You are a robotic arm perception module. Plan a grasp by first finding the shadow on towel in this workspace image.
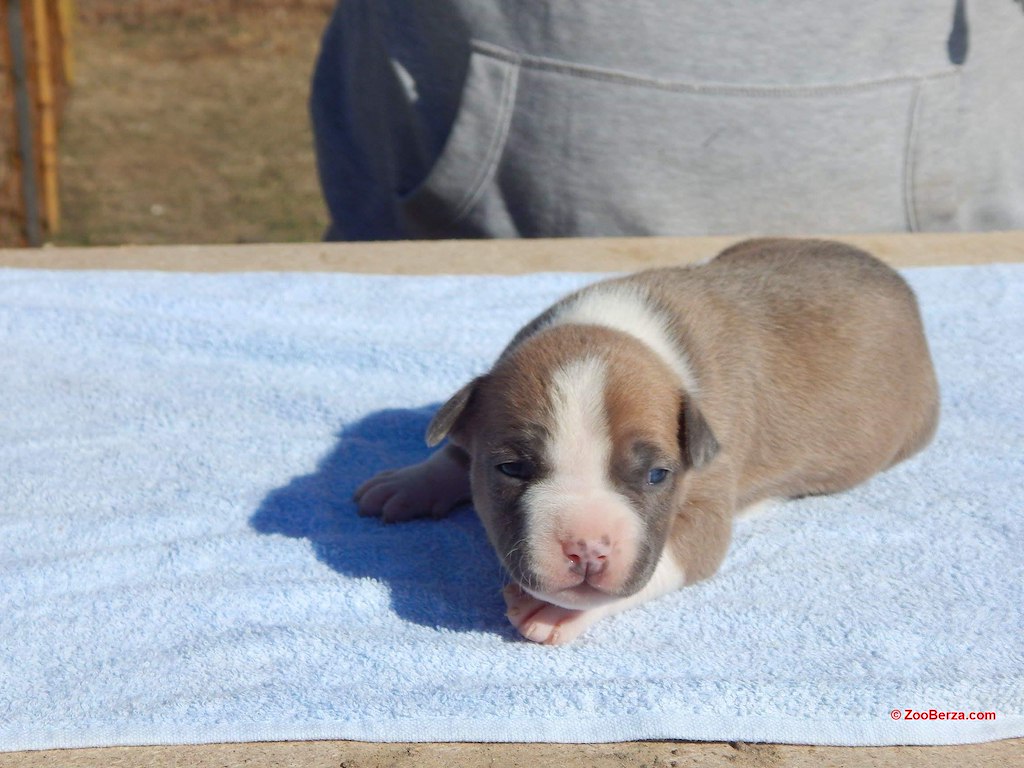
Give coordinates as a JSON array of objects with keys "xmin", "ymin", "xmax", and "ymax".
[{"xmin": 249, "ymin": 407, "xmax": 510, "ymax": 637}]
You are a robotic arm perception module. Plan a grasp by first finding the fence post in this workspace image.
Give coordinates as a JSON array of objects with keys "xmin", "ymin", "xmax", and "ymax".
[{"xmin": 30, "ymin": 0, "xmax": 60, "ymax": 233}]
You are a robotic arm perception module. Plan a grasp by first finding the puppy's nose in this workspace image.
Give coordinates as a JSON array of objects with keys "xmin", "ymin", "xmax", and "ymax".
[{"xmin": 562, "ymin": 536, "xmax": 612, "ymax": 576}]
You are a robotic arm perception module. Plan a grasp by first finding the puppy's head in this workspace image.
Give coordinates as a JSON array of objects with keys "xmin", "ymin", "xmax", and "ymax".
[{"xmin": 427, "ymin": 324, "xmax": 718, "ymax": 610}]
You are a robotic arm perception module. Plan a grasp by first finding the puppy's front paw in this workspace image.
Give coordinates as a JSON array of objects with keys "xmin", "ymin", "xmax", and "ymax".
[
  {"xmin": 502, "ymin": 585, "xmax": 599, "ymax": 645},
  {"xmin": 353, "ymin": 466, "xmax": 447, "ymax": 522},
  {"xmin": 354, "ymin": 446, "xmax": 471, "ymax": 523},
  {"xmin": 354, "ymin": 468, "xmax": 423, "ymax": 523}
]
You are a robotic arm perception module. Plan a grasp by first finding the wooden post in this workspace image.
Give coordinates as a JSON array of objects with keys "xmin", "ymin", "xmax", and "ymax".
[
  {"xmin": 56, "ymin": 0, "xmax": 74, "ymax": 87},
  {"xmin": 30, "ymin": 0, "xmax": 60, "ymax": 233}
]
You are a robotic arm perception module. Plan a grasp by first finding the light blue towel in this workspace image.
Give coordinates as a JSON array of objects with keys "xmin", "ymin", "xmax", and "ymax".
[{"xmin": 0, "ymin": 264, "xmax": 1021, "ymax": 751}]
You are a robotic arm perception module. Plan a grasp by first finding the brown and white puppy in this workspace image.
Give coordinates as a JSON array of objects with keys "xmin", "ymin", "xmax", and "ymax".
[{"xmin": 355, "ymin": 238, "xmax": 939, "ymax": 644}]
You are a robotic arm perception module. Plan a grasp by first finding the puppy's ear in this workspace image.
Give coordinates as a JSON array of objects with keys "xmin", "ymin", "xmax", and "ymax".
[
  {"xmin": 426, "ymin": 376, "xmax": 486, "ymax": 447},
  {"xmin": 678, "ymin": 395, "xmax": 720, "ymax": 470}
]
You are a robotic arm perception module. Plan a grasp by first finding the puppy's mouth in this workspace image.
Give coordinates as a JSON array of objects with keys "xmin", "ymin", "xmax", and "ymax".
[
  {"xmin": 509, "ymin": 544, "xmax": 652, "ymax": 609},
  {"xmin": 522, "ymin": 581, "xmax": 619, "ymax": 610}
]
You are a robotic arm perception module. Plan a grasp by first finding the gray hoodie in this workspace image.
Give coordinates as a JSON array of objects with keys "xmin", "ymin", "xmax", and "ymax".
[{"xmin": 311, "ymin": 0, "xmax": 1024, "ymax": 240}]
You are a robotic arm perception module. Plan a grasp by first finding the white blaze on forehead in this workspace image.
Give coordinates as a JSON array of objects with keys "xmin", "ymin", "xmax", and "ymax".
[
  {"xmin": 546, "ymin": 355, "xmax": 610, "ymax": 479},
  {"xmin": 551, "ymin": 283, "xmax": 699, "ymax": 395}
]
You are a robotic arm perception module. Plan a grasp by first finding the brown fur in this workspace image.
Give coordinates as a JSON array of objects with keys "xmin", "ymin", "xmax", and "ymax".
[
  {"xmin": 445, "ymin": 238, "xmax": 937, "ymax": 585},
  {"xmin": 640, "ymin": 239, "xmax": 939, "ymax": 582}
]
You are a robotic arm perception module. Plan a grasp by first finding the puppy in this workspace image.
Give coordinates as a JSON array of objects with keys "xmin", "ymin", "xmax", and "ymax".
[{"xmin": 355, "ymin": 238, "xmax": 939, "ymax": 644}]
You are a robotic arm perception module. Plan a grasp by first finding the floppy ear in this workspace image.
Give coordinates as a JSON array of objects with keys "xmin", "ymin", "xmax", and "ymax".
[
  {"xmin": 426, "ymin": 377, "xmax": 485, "ymax": 447},
  {"xmin": 678, "ymin": 395, "xmax": 720, "ymax": 469}
]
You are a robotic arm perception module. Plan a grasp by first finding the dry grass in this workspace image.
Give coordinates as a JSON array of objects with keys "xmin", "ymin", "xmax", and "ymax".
[{"xmin": 54, "ymin": 6, "xmax": 331, "ymax": 245}]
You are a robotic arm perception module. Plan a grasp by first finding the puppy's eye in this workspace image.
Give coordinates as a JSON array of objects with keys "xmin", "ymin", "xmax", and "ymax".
[
  {"xmin": 647, "ymin": 467, "xmax": 670, "ymax": 485},
  {"xmin": 497, "ymin": 461, "xmax": 533, "ymax": 480}
]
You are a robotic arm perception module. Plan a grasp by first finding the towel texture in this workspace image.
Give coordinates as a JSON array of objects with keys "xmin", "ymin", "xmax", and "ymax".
[{"xmin": 0, "ymin": 265, "xmax": 1021, "ymax": 751}]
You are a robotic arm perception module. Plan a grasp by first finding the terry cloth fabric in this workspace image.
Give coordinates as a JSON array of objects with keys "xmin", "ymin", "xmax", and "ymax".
[{"xmin": 0, "ymin": 264, "xmax": 1021, "ymax": 751}]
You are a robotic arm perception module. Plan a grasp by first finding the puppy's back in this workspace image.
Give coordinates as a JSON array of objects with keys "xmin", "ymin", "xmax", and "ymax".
[
  {"xmin": 709, "ymin": 238, "xmax": 918, "ymax": 313},
  {"xmin": 649, "ymin": 238, "xmax": 940, "ymax": 502}
]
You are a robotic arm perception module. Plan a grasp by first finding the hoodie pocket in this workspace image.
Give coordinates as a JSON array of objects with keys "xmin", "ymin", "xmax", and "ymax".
[{"xmin": 399, "ymin": 41, "xmax": 960, "ymax": 238}]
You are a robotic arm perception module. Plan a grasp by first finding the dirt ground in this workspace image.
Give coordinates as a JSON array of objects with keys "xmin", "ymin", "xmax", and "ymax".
[
  {"xmin": 54, "ymin": 7, "xmax": 331, "ymax": 246},
  {"xmin": 6, "ymin": 738, "xmax": 1023, "ymax": 768}
]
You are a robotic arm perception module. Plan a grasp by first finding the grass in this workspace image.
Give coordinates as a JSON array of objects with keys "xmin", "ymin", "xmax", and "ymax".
[{"xmin": 54, "ymin": 8, "xmax": 331, "ymax": 246}]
